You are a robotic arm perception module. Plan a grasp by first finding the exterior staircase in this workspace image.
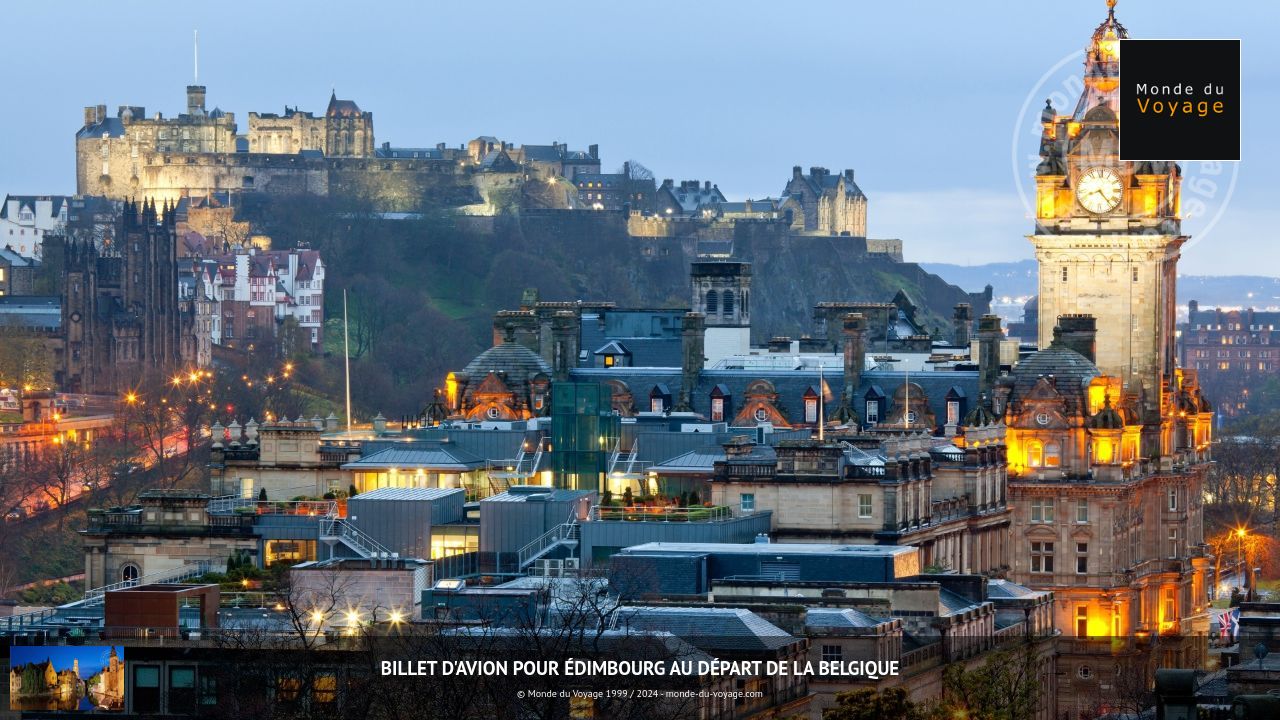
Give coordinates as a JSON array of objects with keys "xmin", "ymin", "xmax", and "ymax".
[
  {"xmin": 517, "ymin": 508, "xmax": 581, "ymax": 571},
  {"xmin": 319, "ymin": 512, "xmax": 394, "ymax": 560}
]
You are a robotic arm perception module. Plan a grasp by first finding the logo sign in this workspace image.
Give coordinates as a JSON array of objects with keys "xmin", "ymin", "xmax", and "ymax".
[{"xmin": 1119, "ymin": 39, "xmax": 1241, "ymax": 161}]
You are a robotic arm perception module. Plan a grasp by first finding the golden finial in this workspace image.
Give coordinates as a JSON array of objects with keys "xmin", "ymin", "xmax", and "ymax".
[{"xmin": 1106, "ymin": 0, "xmax": 1117, "ymax": 8}]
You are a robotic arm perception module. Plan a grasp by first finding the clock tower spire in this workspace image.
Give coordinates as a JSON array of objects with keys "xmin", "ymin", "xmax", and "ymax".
[{"xmin": 1028, "ymin": 1, "xmax": 1184, "ymax": 447}]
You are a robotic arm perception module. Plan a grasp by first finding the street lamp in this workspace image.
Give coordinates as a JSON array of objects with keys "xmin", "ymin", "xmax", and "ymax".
[{"xmin": 1237, "ymin": 527, "xmax": 1250, "ymax": 601}]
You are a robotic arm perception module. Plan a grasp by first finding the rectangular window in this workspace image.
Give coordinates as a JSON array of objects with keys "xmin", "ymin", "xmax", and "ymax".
[
  {"xmin": 1164, "ymin": 588, "xmax": 1177, "ymax": 624},
  {"xmin": 710, "ymin": 397, "xmax": 724, "ymax": 422},
  {"xmin": 946, "ymin": 400, "xmax": 960, "ymax": 425},
  {"xmin": 1167, "ymin": 486, "xmax": 1178, "ymax": 511},
  {"xmin": 169, "ymin": 666, "xmax": 197, "ymax": 714},
  {"xmin": 741, "ymin": 493, "xmax": 755, "ymax": 512},
  {"xmin": 1077, "ymin": 543, "xmax": 1089, "ymax": 574},
  {"xmin": 821, "ymin": 645, "xmax": 843, "ymax": 663},
  {"xmin": 133, "ymin": 665, "xmax": 161, "ymax": 713},
  {"xmin": 1076, "ymin": 606, "xmax": 1089, "ymax": 637},
  {"xmin": 1132, "ymin": 267, "xmax": 1139, "ymax": 282},
  {"xmin": 1031, "ymin": 542, "xmax": 1054, "ymax": 573},
  {"xmin": 1061, "ymin": 267, "xmax": 1069, "ymax": 282},
  {"xmin": 865, "ymin": 400, "xmax": 879, "ymax": 424},
  {"xmin": 1031, "ymin": 499, "xmax": 1054, "ymax": 523},
  {"xmin": 650, "ymin": 397, "xmax": 663, "ymax": 413},
  {"xmin": 804, "ymin": 397, "xmax": 818, "ymax": 424},
  {"xmin": 859, "ymin": 493, "xmax": 873, "ymax": 518},
  {"xmin": 1076, "ymin": 499, "xmax": 1089, "ymax": 523},
  {"xmin": 1168, "ymin": 528, "xmax": 1179, "ymax": 558}
]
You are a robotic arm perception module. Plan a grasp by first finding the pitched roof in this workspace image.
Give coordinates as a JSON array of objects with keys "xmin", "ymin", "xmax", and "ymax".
[
  {"xmin": 341, "ymin": 444, "xmax": 484, "ymax": 471},
  {"xmin": 804, "ymin": 607, "xmax": 885, "ymax": 629},
  {"xmin": 326, "ymin": 92, "xmax": 363, "ymax": 118}
]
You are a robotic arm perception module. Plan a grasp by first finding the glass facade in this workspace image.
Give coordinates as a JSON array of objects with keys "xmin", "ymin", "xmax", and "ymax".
[{"xmin": 550, "ymin": 382, "xmax": 620, "ymax": 492}]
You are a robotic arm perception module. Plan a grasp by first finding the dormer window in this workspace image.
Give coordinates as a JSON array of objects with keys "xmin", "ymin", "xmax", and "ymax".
[{"xmin": 865, "ymin": 399, "xmax": 880, "ymax": 425}]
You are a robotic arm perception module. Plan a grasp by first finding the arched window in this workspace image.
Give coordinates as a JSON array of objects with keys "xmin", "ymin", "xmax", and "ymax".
[
  {"xmin": 121, "ymin": 563, "xmax": 140, "ymax": 583},
  {"xmin": 705, "ymin": 290, "xmax": 718, "ymax": 314},
  {"xmin": 722, "ymin": 290, "xmax": 735, "ymax": 314},
  {"xmin": 1027, "ymin": 441, "xmax": 1044, "ymax": 468}
]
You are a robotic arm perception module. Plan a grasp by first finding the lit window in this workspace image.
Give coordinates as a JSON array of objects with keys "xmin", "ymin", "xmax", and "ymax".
[
  {"xmin": 1027, "ymin": 441, "xmax": 1044, "ymax": 467},
  {"xmin": 1045, "ymin": 443, "xmax": 1062, "ymax": 467},
  {"xmin": 1076, "ymin": 606, "xmax": 1089, "ymax": 637}
]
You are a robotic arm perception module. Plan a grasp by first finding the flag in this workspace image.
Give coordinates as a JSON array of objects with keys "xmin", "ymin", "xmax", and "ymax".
[{"xmin": 1218, "ymin": 608, "xmax": 1239, "ymax": 640}]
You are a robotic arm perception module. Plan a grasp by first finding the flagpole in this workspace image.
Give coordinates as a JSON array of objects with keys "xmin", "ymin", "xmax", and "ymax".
[
  {"xmin": 818, "ymin": 363, "xmax": 825, "ymax": 441},
  {"xmin": 343, "ymin": 290, "xmax": 352, "ymax": 434}
]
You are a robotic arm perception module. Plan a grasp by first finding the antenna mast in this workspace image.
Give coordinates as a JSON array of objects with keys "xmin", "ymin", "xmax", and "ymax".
[
  {"xmin": 343, "ymin": 290, "xmax": 352, "ymax": 434},
  {"xmin": 193, "ymin": 30, "xmax": 199, "ymax": 83}
]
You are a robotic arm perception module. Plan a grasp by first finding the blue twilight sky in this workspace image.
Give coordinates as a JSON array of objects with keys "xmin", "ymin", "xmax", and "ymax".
[
  {"xmin": 0, "ymin": 0, "xmax": 1274, "ymax": 275},
  {"xmin": 10, "ymin": 645, "xmax": 120, "ymax": 678}
]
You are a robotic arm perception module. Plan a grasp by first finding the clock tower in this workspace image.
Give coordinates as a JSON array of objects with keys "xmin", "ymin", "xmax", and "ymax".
[{"xmin": 1029, "ymin": 0, "xmax": 1184, "ymax": 435}]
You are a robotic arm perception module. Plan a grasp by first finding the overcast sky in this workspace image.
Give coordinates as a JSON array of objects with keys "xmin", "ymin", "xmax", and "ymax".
[{"xmin": 1, "ymin": 0, "xmax": 1274, "ymax": 275}]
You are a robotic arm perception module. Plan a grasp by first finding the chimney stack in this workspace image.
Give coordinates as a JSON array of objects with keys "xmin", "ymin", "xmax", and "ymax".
[
  {"xmin": 676, "ymin": 312, "xmax": 705, "ymax": 412},
  {"xmin": 841, "ymin": 313, "xmax": 867, "ymax": 405},
  {"xmin": 1055, "ymin": 314, "xmax": 1097, "ymax": 363},
  {"xmin": 551, "ymin": 310, "xmax": 580, "ymax": 382},
  {"xmin": 952, "ymin": 303, "xmax": 973, "ymax": 346},
  {"xmin": 976, "ymin": 314, "xmax": 1003, "ymax": 407}
]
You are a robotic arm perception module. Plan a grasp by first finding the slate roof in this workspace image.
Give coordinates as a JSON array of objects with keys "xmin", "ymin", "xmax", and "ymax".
[
  {"xmin": 461, "ymin": 342, "xmax": 553, "ymax": 402},
  {"xmin": 0, "ymin": 248, "xmax": 35, "ymax": 267},
  {"xmin": 76, "ymin": 117, "xmax": 126, "ymax": 139},
  {"xmin": 649, "ymin": 447, "xmax": 726, "ymax": 473},
  {"xmin": 1, "ymin": 195, "xmax": 69, "ymax": 219},
  {"xmin": 520, "ymin": 145, "xmax": 564, "ymax": 163},
  {"xmin": 342, "ymin": 444, "xmax": 485, "ymax": 471},
  {"xmin": 1187, "ymin": 306, "xmax": 1280, "ymax": 327},
  {"xmin": 939, "ymin": 588, "xmax": 984, "ymax": 615},
  {"xmin": 326, "ymin": 92, "xmax": 363, "ymax": 117},
  {"xmin": 804, "ymin": 607, "xmax": 885, "ymax": 629},
  {"xmin": 0, "ymin": 295, "xmax": 60, "ymax": 330},
  {"xmin": 985, "ymin": 579, "xmax": 1045, "ymax": 600},
  {"xmin": 1006, "ymin": 342, "xmax": 1099, "ymax": 417},
  {"xmin": 375, "ymin": 147, "xmax": 444, "ymax": 159},
  {"xmin": 615, "ymin": 606, "xmax": 798, "ymax": 652},
  {"xmin": 569, "ymin": 366, "xmax": 979, "ymax": 433}
]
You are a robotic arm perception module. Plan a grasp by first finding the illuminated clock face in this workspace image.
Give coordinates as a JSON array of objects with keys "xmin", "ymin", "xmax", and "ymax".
[{"xmin": 1076, "ymin": 167, "xmax": 1124, "ymax": 214}]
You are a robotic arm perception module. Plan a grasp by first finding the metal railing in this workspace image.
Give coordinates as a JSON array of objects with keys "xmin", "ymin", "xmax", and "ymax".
[
  {"xmin": 3, "ymin": 560, "xmax": 225, "ymax": 632},
  {"xmin": 590, "ymin": 504, "xmax": 735, "ymax": 523},
  {"xmin": 517, "ymin": 508, "xmax": 580, "ymax": 569},
  {"xmin": 319, "ymin": 515, "xmax": 393, "ymax": 559},
  {"xmin": 76, "ymin": 560, "xmax": 222, "ymax": 606}
]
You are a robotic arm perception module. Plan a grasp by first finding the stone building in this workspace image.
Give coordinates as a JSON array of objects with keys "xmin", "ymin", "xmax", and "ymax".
[
  {"xmin": 1179, "ymin": 301, "xmax": 1280, "ymax": 417},
  {"xmin": 80, "ymin": 490, "xmax": 259, "ymax": 589},
  {"xmin": 53, "ymin": 199, "xmax": 205, "ymax": 393},
  {"xmin": 1, "ymin": 194, "xmax": 69, "ymax": 258},
  {"xmin": 780, "ymin": 166, "xmax": 867, "ymax": 236},
  {"xmin": 0, "ymin": 246, "xmax": 37, "ymax": 295},
  {"xmin": 1006, "ymin": 5, "xmax": 1217, "ymax": 715},
  {"xmin": 76, "ymin": 86, "xmax": 237, "ymax": 197}
]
